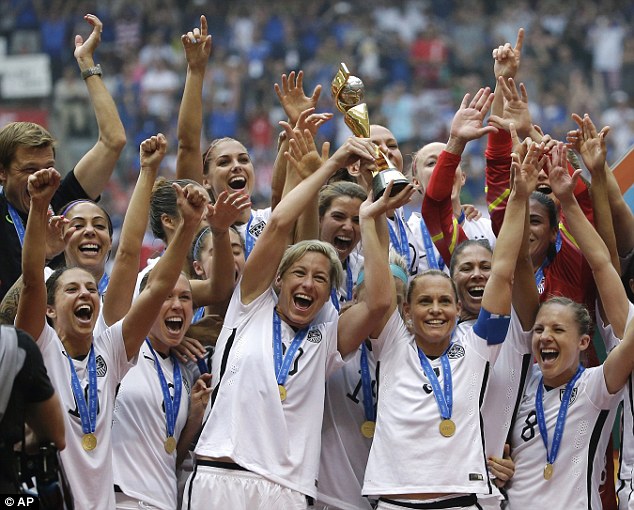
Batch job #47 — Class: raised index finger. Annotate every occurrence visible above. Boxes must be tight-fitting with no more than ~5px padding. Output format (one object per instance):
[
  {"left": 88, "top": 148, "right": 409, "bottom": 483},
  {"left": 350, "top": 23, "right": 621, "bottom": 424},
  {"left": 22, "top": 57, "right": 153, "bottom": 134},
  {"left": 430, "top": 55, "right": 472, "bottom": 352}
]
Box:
[{"left": 514, "top": 28, "right": 525, "bottom": 54}]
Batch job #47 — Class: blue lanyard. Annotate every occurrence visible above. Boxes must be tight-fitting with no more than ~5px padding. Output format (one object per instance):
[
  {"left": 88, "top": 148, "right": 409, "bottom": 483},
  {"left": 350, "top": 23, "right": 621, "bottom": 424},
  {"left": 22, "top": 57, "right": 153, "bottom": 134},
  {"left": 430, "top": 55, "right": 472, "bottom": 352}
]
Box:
[
  {"left": 420, "top": 219, "right": 444, "bottom": 271},
  {"left": 417, "top": 346, "right": 453, "bottom": 420},
  {"left": 555, "top": 230, "right": 562, "bottom": 253},
  {"left": 536, "top": 364, "right": 584, "bottom": 466},
  {"left": 98, "top": 273, "right": 109, "bottom": 296},
  {"left": 329, "top": 258, "right": 353, "bottom": 311},
  {"left": 145, "top": 339, "right": 182, "bottom": 440},
  {"left": 192, "top": 306, "right": 205, "bottom": 324},
  {"left": 534, "top": 258, "right": 550, "bottom": 294},
  {"left": 388, "top": 212, "right": 411, "bottom": 268},
  {"left": 197, "top": 355, "right": 210, "bottom": 375},
  {"left": 244, "top": 214, "right": 254, "bottom": 260},
  {"left": 359, "top": 342, "right": 376, "bottom": 422},
  {"left": 65, "top": 344, "right": 98, "bottom": 435},
  {"left": 272, "top": 309, "right": 309, "bottom": 386},
  {"left": 6, "top": 201, "right": 26, "bottom": 246}
]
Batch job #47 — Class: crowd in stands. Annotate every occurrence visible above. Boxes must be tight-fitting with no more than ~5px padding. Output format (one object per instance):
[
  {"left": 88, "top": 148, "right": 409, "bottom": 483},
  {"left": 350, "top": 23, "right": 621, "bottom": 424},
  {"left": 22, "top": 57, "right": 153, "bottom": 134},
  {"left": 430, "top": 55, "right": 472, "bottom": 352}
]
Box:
[{"left": 2, "top": 0, "right": 633, "bottom": 219}]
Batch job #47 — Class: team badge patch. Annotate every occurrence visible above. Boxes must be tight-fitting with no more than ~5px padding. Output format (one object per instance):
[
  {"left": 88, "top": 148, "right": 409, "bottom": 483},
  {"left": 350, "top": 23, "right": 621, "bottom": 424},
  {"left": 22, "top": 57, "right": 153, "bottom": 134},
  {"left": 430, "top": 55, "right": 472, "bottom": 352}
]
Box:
[
  {"left": 307, "top": 328, "right": 322, "bottom": 344},
  {"left": 248, "top": 221, "right": 266, "bottom": 238},
  {"left": 446, "top": 343, "right": 465, "bottom": 359},
  {"left": 95, "top": 355, "right": 107, "bottom": 377},
  {"left": 560, "top": 387, "right": 578, "bottom": 405}
]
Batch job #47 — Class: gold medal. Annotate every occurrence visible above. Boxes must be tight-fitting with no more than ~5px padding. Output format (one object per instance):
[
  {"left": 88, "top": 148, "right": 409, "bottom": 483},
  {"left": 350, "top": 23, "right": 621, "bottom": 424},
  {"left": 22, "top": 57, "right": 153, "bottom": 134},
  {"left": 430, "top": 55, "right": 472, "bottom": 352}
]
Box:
[
  {"left": 439, "top": 419, "right": 456, "bottom": 437},
  {"left": 82, "top": 433, "right": 97, "bottom": 451},
  {"left": 543, "top": 463, "right": 553, "bottom": 480},
  {"left": 278, "top": 385, "right": 287, "bottom": 402},
  {"left": 360, "top": 420, "right": 376, "bottom": 438},
  {"left": 164, "top": 436, "right": 177, "bottom": 454}
]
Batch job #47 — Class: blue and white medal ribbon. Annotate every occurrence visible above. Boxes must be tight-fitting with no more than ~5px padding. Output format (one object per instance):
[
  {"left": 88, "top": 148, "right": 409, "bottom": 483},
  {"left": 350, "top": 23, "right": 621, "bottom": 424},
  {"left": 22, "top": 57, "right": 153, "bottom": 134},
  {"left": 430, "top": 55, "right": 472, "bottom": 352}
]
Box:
[
  {"left": 272, "top": 309, "right": 309, "bottom": 401},
  {"left": 420, "top": 219, "right": 444, "bottom": 271},
  {"left": 192, "top": 306, "right": 205, "bottom": 324},
  {"left": 244, "top": 214, "right": 255, "bottom": 260},
  {"left": 6, "top": 202, "right": 26, "bottom": 246},
  {"left": 145, "top": 339, "right": 182, "bottom": 454},
  {"left": 330, "top": 258, "right": 353, "bottom": 311},
  {"left": 388, "top": 213, "right": 411, "bottom": 268},
  {"left": 98, "top": 273, "right": 109, "bottom": 296},
  {"left": 536, "top": 364, "right": 584, "bottom": 480},
  {"left": 534, "top": 258, "right": 550, "bottom": 295},
  {"left": 359, "top": 342, "right": 376, "bottom": 438},
  {"left": 66, "top": 345, "right": 98, "bottom": 451},
  {"left": 417, "top": 346, "right": 455, "bottom": 437}
]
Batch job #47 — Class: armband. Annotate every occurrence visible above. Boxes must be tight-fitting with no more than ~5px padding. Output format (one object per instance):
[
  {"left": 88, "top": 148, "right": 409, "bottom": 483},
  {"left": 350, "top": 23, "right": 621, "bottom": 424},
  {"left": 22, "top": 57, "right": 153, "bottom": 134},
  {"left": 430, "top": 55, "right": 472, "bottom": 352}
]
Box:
[{"left": 474, "top": 308, "right": 511, "bottom": 345}]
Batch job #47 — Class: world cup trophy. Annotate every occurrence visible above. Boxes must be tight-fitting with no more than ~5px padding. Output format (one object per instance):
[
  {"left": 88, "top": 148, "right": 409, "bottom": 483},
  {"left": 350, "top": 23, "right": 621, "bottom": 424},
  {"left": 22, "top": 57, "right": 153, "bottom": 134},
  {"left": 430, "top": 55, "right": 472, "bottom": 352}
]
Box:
[{"left": 331, "top": 63, "right": 410, "bottom": 200}]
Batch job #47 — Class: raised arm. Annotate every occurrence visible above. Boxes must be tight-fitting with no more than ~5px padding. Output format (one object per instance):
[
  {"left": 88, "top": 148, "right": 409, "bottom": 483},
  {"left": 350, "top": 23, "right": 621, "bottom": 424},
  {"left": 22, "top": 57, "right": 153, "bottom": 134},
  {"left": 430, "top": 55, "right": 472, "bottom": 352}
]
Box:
[
  {"left": 338, "top": 180, "right": 415, "bottom": 356},
  {"left": 510, "top": 147, "right": 541, "bottom": 330},
  {"left": 422, "top": 88, "right": 496, "bottom": 262},
  {"left": 121, "top": 184, "right": 207, "bottom": 360},
  {"left": 240, "top": 126, "right": 375, "bottom": 304},
  {"left": 287, "top": 110, "right": 333, "bottom": 242},
  {"left": 482, "top": 145, "right": 534, "bottom": 316},
  {"left": 568, "top": 113, "right": 634, "bottom": 262},
  {"left": 15, "top": 169, "right": 61, "bottom": 340},
  {"left": 175, "top": 15, "right": 212, "bottom": 184},
  {"left": 271, "top": 70, "right": 331, "bottom": 216},
  {"left": 190, "top": 190, "right": 251, "bottom": 311},
  {"left": 72, "top": 14, "right": 126, "bottom": 199},
  {"left": 103, "top": 134, "right": 166, "bottom": 326},
  {"left": 550, "top": 142, "right": 628, "bottom": 340}
]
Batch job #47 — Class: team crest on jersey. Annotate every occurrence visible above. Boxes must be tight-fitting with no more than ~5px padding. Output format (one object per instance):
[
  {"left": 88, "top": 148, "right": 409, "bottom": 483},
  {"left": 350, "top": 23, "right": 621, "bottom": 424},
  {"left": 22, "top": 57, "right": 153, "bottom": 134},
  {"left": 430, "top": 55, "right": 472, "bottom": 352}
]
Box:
[
  {"left": 248, "top": 220, "right": 266, "bottom": 238},
  {"left": 446, "top": 343, "right": 465, "bottom": 359},
  {"left": 95, "top": 355, "right": 107, "bottom": 377},
  {"left": 307, "top": 328, "right": 322, "bottom": 344},
  {"left": 560, "top": 387, "right": 578, "bottom": 405}
]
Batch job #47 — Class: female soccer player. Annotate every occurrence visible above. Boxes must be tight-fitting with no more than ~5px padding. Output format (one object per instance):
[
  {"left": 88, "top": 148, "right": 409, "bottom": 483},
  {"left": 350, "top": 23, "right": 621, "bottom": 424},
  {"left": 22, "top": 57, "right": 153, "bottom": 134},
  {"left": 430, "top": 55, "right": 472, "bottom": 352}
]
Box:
[{"left": 16, "top": 167, "right": 206, "bottom": 510}]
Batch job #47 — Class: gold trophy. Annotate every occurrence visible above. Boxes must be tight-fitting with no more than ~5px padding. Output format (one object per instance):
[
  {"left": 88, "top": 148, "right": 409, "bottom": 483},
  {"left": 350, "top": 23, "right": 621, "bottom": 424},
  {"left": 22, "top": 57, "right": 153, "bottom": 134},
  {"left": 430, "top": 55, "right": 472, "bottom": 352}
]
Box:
[{"left": 331, "top": 63, "right": 410, "bottom": 200}]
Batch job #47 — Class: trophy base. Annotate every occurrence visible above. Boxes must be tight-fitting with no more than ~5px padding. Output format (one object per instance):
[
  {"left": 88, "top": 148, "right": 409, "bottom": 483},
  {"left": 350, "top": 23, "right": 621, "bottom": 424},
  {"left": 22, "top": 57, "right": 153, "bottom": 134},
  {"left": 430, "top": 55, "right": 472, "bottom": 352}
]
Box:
[{"left": 372, "top": 169, "right": 410, "bottom": 201}]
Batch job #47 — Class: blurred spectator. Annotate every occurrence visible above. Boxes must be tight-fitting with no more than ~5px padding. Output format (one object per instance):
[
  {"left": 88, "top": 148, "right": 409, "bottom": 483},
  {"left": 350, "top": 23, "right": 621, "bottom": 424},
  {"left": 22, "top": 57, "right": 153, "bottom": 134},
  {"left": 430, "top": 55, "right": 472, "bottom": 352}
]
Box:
[
  {"left": 53, "top": 64, "right": 92, "bottom": 138},
  {"left": 601, "top": 91, "right": 634, "bottom": 160},
  {"left": 589, "top": 15, "right": 627, "bottom": 94},
  {"left": 140, "top": 57, "right": 181, "bottom": 118}
]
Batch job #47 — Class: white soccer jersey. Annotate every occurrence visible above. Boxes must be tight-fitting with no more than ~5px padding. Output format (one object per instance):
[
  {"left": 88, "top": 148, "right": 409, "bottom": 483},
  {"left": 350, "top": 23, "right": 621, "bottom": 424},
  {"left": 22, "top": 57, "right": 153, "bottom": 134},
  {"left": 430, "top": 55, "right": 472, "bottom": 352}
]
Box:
[
  {"left": 112, "top": 341, "right": 195, "bottom": 510},
  {"left": 387, "top": 207, "right": 418, "bottom": 277},
  {"left": 481, "top": 308, "right": 533, "bottom": 459},
  {"left": 507, "top": 365, "right": 622, "bottom": 509},
  {"left": 594, "top": 301, "right": 634, "bottom": 510},
  {"left": 406, "top": 211, "right": 448, "bottom": 275},
  {"left": 406, "top": 213, "right": 496, "bottom": 276},
  {"left": 134, "top": 255, "right": 159, "bottom": 300},
  {"left": 37, "top": 320, "right": 134, "bottom": 510},
  {"left": 317, "top": 342, "right": 377, "bottom": 510},
  {"left": 463, "top": 216, "right": 496, "bottom": 252},
  {"left": 233, "top": 207, "right": 271, "bottom": 251},
  {"left": 363, "top": 309, "right": 502, "bottom": 496},
  {"left": 195, "top": 284, "right": 344, "bottom": 498},
  {"left": 478, "top": 309, "right": 532, "bottom": 509}
]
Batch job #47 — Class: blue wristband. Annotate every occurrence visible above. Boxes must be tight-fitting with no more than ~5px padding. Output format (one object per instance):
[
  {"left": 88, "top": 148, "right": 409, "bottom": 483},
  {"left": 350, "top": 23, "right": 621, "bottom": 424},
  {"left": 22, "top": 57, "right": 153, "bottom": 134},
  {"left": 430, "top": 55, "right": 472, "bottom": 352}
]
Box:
[{"left": 474, "top": 308, "right": 511, "bottom": 345}]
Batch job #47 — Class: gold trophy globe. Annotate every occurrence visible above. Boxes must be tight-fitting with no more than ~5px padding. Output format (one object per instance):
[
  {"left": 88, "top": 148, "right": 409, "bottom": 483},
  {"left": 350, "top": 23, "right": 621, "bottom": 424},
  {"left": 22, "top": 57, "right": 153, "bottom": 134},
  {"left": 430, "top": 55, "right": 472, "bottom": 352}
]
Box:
[{"left": 331, "top": 63, "right": 410, "bottom": 200}]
